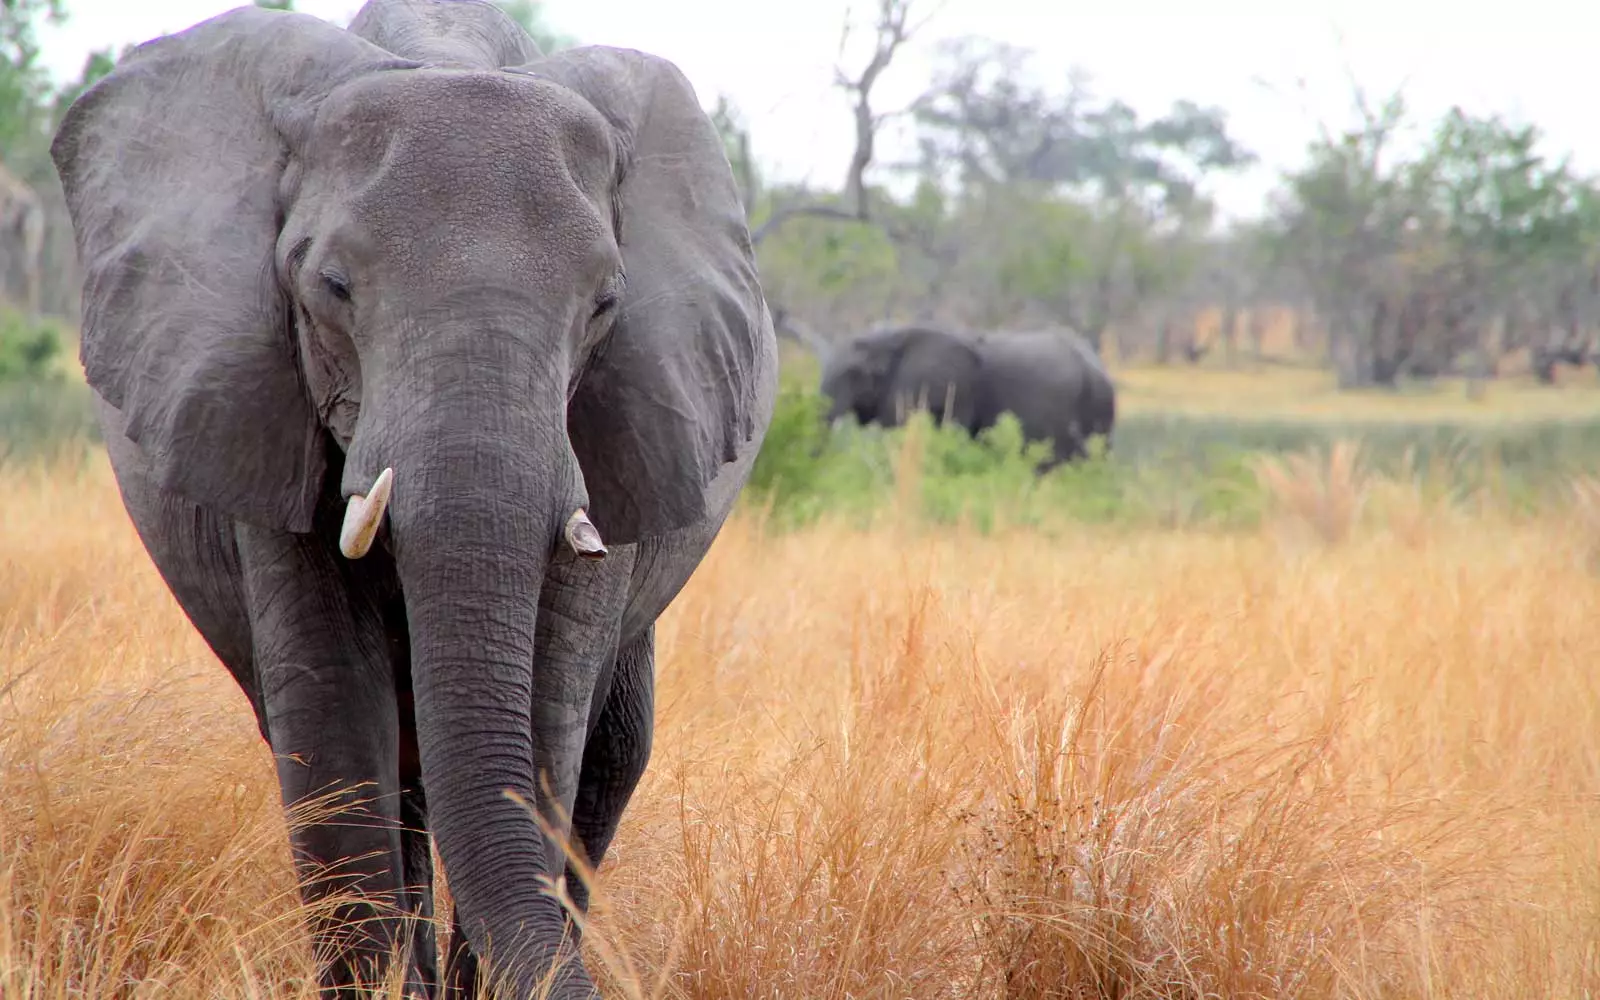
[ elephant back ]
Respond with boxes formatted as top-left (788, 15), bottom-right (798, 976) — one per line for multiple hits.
top-left (975, 329), bottom-right (1112, 447)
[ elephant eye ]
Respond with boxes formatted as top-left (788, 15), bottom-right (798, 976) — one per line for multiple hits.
top-left (322, 271), bottom-right (352, 303)
top-left (591, 271), bottom-right (625, 321)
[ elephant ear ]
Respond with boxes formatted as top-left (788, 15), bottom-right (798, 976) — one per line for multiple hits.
top-left (347, 0), bottom-right (543, 69)
top-left (51, 8), bottom-right (417, 532)
top-left (520, 47), bottom-right (769, 544)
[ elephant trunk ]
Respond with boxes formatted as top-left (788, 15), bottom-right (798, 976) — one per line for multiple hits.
top-left (371, 329), bottom-right (597, 997)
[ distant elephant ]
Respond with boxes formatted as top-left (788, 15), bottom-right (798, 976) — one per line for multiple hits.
top-left (818, 324), bottom-right (1115, 466)
top-left (50, 2), bottom-right (776, 998)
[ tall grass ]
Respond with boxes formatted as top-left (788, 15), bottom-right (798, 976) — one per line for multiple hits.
top-left (3, 452), bottom-right (1598, 997)
top-left (1251, 439), bottom-right (1369, 545)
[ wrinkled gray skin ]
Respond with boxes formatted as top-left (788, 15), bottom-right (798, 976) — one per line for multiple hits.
top-left (819, 325), bottom-right (1115, 466)
top-left (50, 1), bottom-right (776, 997)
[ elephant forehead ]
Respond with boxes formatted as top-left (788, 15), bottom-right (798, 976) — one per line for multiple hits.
top-left (313, 68), bottom-right (615, 187)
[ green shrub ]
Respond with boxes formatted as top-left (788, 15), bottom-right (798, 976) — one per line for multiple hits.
top-left (0, 308), bottom-right (64, 382)
top-left (746, 378), bottom-right (834, 500)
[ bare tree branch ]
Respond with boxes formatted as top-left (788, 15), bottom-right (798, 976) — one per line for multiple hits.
top-left (770, 304), bottom-right (837, 360)
top-left (750, 0), bottom-right (940, 248)
top-left (749, 204), bottom-right (866, 245)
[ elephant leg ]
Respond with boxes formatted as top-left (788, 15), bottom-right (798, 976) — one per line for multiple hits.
top-left (565, 626), bottom-right (656, 917)
top-left (236, 522), bottom-right (409, 997)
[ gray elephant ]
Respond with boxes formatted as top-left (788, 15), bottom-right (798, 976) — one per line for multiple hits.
top-left (50, 2), bottom-right (776, 998)
top-left (817, 324), bottom-right (1115, 467)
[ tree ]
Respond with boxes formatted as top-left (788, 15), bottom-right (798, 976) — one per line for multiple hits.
top-left (1270, 78), bottom-right (1600, 389)
top-left (1412, 109), bottom-right (1579, 381)
top-left (0, 0), bottom-right (64, 155)
top-left (1268, 84), bottom-right (1424, 387)
top-left (905, 40), bottom-right (1253, 351)
top-left (750, 0), bottom-right (941, 247)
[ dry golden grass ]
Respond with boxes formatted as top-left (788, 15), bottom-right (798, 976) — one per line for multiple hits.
top-left (1110, 363), bottom-right (1600, 423)
top-left (1251, 440), bottom-right (1370, 546)
top-left (4, 452), bottom-right (1600, 998)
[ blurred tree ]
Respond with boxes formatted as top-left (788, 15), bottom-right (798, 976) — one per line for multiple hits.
top-left (906, 39), bottom-right (1253, 351)
top-left (1270, 81), bottom-right (1600, 388)
top-left (1414, 109), bottom-right (1574, 382)
top-left (0, 0), bottom-right (64, 154)
top-left (750, 0), bottom-right (934, 248)
top-left (0, 0), bottom-right (64, 317)
top-left (1268, 86), bottom-right (1420, 386)
top-left (756, 182), bottom-right (904, 331)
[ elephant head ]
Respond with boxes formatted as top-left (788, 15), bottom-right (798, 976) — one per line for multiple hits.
top-left (52, 3), bottom-right (766, 993)
top-left (819, 324), bottom-right (983, 430)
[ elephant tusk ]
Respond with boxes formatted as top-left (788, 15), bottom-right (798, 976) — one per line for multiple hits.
top-left (564, 508), bottom-right (607, 560)
top-left (339, 467), bottom-right (393, 560)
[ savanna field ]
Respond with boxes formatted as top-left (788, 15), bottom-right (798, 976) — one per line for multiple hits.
top-left (5, 357), bottom-right (1600, 997)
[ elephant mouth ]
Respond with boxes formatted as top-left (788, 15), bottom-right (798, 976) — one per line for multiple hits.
top-left (335, 465), bottom-right (608, 562)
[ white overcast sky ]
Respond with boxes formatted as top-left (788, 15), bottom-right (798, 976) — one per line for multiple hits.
top-left (33, 0), bottom-right (1600, 223)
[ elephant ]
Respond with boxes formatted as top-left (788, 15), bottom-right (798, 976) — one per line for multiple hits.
top-left (50, 2), bottom-right (776, 997)
top-left (817, 323), bottom-right (1115, 467)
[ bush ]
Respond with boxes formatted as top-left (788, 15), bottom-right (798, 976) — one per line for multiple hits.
top-left (0, 307), bottom-right (64, 382)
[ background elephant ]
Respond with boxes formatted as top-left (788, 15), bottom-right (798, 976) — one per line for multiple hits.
top-left (51, 2), bottom-right (776, 998)
top-left (817, 324), bottom-right (1116, 466)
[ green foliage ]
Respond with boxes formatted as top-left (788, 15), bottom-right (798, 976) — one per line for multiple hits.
top-left (253, 0), bottom-right (294, 10)
top-left (1270, 89), bottom-right (1600, 385)
top-left (754, 198), bottom-right (902, 320)
top-left (753, 37), bottom-right (1256, 346)
top-left (0, 306), bottom-right (61, 380)
top-left (746, 378), bottom-right (833, 495)
top-left (1, 0), bottom-right (127, 178)
top-left (0, 0), bottom-right (63, 151)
